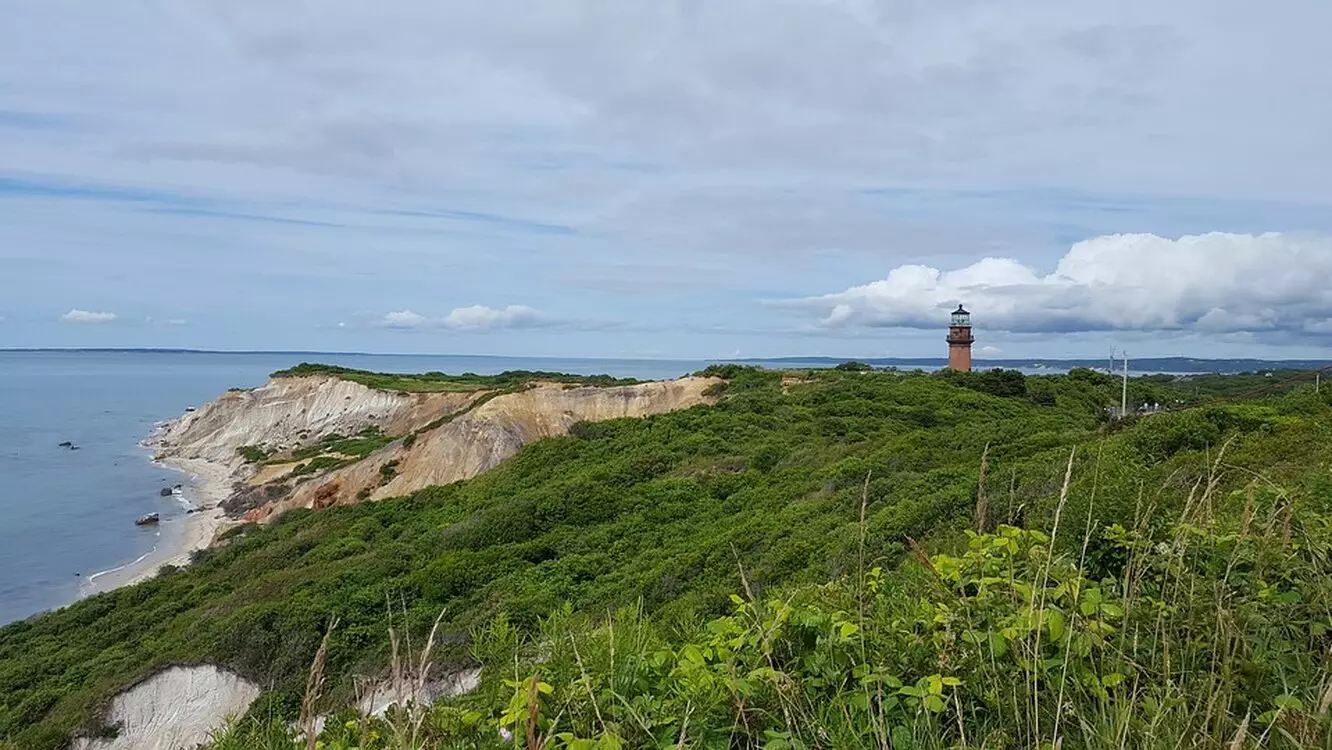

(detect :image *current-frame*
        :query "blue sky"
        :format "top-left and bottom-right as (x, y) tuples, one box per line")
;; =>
(3, 1), (1332, 359)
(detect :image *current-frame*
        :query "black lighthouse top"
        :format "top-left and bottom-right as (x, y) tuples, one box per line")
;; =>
(950, 304), (971, 327)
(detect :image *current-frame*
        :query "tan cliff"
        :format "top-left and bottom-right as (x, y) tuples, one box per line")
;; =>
(151, 373), (719, 523)
(153, 374), (480, 468)
(250, 377), (719, 519)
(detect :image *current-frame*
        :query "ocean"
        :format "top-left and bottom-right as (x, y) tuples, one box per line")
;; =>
(0, 350), (708, 625)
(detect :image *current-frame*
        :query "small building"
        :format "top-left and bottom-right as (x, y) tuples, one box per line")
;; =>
(947, 304), (974, 372)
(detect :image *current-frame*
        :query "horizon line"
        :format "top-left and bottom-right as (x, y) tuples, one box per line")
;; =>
(3, 347), (1332, 365)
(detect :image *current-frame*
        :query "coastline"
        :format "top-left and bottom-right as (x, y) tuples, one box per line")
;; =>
(82, 453), (236, 596)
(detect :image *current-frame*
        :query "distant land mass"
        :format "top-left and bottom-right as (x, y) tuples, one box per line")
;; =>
(2, 348), (1330, 374)
(736, 355), (1332, 374)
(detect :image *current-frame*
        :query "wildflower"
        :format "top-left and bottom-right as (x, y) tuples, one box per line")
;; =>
(499, 726), (514, 742)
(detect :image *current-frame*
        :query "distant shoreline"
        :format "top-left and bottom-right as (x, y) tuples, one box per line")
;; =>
(0, 347), (705, 361)
(4, 348), (1329, 375)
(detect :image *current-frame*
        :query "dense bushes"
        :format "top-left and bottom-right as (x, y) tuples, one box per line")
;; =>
(211, 499), (1332, 748)
(3, 368), (1328, 747)
(937, 367), (1028, 398)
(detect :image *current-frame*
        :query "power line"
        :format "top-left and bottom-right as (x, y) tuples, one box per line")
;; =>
(1188, 364), (1332, 409)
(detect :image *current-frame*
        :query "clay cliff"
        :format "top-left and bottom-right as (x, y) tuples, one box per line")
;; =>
(153, 374), (479, 468)
(151, 372), (718, 523)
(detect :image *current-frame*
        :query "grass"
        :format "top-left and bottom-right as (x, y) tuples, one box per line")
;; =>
(208, 447), (1332, 748)
(269, 363), (643, 393)
(284, 429), (397, 462)
(290, 456), (352, 478)
(238, 445), (272, 463)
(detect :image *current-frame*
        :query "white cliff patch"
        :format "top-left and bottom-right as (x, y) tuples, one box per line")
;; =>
(356, 667), (483, 717)
(72, 665), (260, 750)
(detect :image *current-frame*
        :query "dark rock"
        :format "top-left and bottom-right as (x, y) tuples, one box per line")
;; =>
(224, 481), (291, 515)
(160, 488), (173, 497)
(58, 441), (73, 448)
(135, 513), (160, 526)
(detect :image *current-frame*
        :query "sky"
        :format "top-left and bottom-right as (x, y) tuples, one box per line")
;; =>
(3, 1), (1332, 360)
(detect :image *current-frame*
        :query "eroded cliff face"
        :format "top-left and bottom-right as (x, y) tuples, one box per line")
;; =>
(71, 666), (260, 750)
(155, 373), (718, 523)
(153, 374), (479, 468)
(249, 377), (718, 519)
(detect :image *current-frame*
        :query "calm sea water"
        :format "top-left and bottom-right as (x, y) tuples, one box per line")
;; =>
(0, 350), (708, 625)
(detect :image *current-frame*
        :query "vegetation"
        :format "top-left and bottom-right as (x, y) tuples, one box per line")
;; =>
(237, 444), (271, 463)
(834, 361), (873, 372)
(290, 455), (351, 478)
(281, 427), (397, 462)
(2, 366), (1330, 748)
(1138, 369), (1327, 405)
(269, 363), (642, 393)
(212, 506), (1332, 748)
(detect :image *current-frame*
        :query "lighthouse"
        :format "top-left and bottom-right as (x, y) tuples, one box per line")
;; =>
(947, 304), (974, 372)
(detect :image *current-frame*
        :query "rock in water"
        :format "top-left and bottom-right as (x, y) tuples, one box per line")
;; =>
(135, 513), (160, 526)
(160, 487), (173, 497)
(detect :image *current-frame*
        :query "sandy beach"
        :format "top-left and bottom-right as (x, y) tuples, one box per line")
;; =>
(82, 454), (237, 595)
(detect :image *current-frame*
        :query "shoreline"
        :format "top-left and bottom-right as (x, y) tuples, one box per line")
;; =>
(81, 451), (237, 596)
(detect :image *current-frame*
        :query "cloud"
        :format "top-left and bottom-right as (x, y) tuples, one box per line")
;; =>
(801, 233), (1332, 337)
(378, 305), (544, 331)
(60, 308), (117, 323)
(6, 4), (1332, 358)
(380, 310), (430, 329)
(443, 304), (541, 330)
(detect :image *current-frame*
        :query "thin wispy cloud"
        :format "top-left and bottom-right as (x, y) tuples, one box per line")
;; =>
(378, 305), (545, 332)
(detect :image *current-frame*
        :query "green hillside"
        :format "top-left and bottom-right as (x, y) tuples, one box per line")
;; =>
(2, 366), (1330, 748)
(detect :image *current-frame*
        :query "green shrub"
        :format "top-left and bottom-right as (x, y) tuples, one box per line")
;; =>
(289, 456), (347, 477)
(237, 445), (269, 463)
(378, 460), (400, 486)
(834, 360), (873, 371)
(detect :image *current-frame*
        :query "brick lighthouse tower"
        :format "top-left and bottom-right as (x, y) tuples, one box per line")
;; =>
(947, 304), (974, 372)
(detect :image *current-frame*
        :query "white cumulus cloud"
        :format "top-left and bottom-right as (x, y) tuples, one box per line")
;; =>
(802, 233), (1332, 337)
(60, 309), (118, 323)
(378, 305), (544, 331)
(442, 304), (541, 330)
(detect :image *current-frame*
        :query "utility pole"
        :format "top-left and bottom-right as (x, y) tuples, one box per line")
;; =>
(1121, 352), (1129, 418)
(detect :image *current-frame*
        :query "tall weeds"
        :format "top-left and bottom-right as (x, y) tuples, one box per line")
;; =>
(210, 451), (1332, 749)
